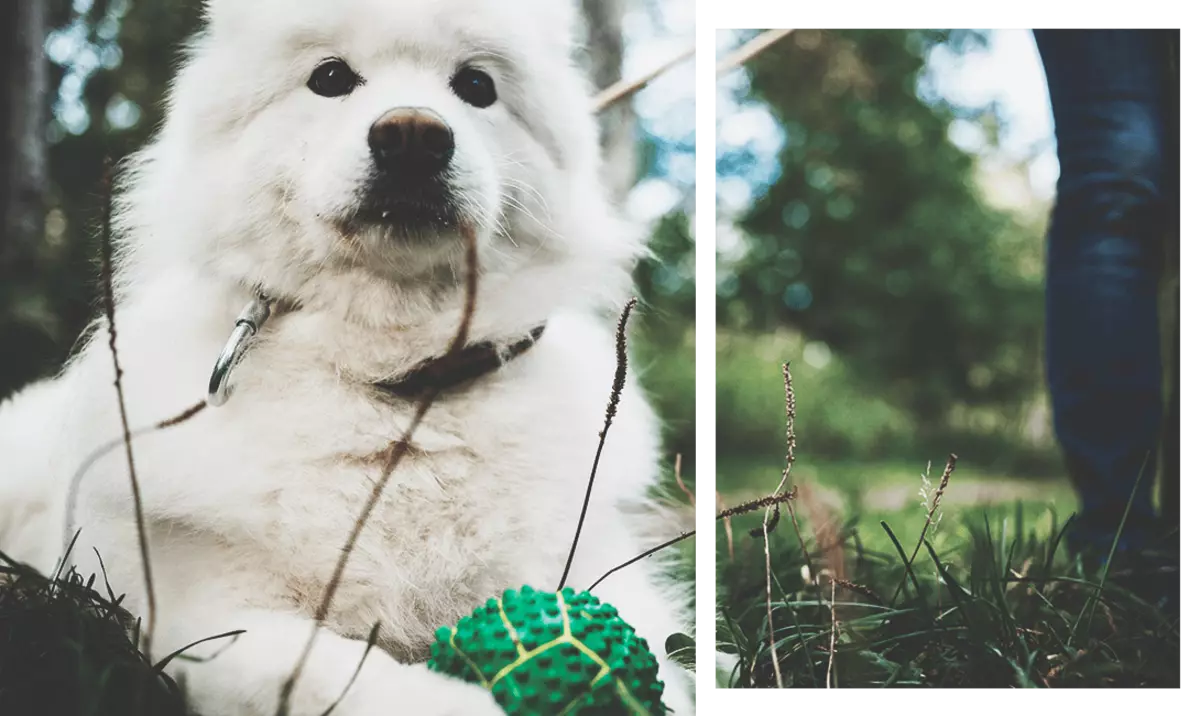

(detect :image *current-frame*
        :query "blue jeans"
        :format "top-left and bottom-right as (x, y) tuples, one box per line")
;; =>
(1034, 30), (1178, 553)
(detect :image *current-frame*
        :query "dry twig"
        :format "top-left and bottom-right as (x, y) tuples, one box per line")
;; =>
(760, 363), (795, 688)
(673, 454), (694, 507)
(888, 453), (958, 607)
(592, 28), (792, 111)
(592, 485), (798, 594)
(826, 578), (837, 688)
(276, 225), (480, 716)
(558, 298), (636, 591)
(715, 491), (734, 560)
(97, 163), (157, 656)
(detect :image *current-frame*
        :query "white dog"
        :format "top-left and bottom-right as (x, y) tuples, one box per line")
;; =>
(0, 0), (694, 713)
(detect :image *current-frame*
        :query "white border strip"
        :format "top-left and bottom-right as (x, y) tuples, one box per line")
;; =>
(691, 4), (1200, 24)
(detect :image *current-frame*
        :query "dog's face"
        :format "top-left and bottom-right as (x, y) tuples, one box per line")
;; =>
(148, 0), (608, 291)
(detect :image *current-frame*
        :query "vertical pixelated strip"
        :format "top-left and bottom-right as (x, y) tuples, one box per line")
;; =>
(691, 23), (715, 700)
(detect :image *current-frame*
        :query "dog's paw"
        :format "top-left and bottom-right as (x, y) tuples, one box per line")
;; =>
(403, 672), (505, 716)
(352, 666), (505, 716)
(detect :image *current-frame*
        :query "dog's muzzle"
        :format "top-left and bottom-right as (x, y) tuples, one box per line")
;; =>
(356, 107), (459, 231)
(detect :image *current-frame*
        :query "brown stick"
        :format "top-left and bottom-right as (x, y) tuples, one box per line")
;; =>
(592, 45), (695, 113)
(673, 453), (694, 507)
(97, 163), (158, 657)
(715, 25), (792, 73)
(63, 401), (207, 555)
(276, 225), (480, 716)
(826, 578), (837, 688)
(592, 28), (793, 113)
(589, 486), (797, 594)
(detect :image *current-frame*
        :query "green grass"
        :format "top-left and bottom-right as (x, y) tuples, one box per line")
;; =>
(707, 326), (1165, 688)
(717, 524), (1179, 689)
(0, 458), (1180, 705)
(0, 546), (188, 715)
(718, 455), (1075, 554)
(2, 429), (1173, 699)
(716, 457), (1180, 688)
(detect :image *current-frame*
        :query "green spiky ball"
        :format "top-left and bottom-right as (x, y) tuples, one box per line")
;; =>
(428, 586), (665, 715)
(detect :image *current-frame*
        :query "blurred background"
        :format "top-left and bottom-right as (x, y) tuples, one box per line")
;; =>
(619, 20), (1070, 530)
(23, 14), (1169, 576)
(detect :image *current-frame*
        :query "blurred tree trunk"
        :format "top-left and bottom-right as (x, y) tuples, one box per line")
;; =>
(1, 0), (48, 268)
(580, 0), (637, 201)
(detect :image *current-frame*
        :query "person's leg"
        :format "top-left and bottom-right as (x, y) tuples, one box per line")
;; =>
(1033, 30), (1172, 554)
(1160, 34), (1181, 541)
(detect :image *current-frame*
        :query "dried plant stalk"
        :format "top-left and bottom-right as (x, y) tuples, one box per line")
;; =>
(558, 298), (636, 591)
(277, 225), (480, 716)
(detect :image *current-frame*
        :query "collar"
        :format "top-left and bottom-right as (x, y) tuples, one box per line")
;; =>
(207, 292), (546, 406)
(372, 324), (546, 399)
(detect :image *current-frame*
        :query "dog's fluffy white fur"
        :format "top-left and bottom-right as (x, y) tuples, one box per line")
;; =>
(0, 1), (694, 713)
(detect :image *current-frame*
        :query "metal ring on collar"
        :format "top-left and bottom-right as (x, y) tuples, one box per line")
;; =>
(207, 295), (272, 407)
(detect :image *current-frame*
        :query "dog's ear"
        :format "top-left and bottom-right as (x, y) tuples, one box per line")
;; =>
(198, 0), (251, 31)
(199, 0), (224, 17)
(198, 0), (228, 29)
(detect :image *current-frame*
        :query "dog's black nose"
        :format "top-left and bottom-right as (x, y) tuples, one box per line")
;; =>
(368, 108), (455, 179)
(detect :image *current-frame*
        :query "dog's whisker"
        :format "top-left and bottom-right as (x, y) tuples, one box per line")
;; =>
(457, 192), (520, 251)
(499, 195), (562, 242)
(498, 178), (552, 216)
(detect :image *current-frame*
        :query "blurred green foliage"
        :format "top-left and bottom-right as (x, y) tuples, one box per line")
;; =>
(727, 30), (1043, 408)
(718, 30), (1051, 467)
(717, 330), (906, 459)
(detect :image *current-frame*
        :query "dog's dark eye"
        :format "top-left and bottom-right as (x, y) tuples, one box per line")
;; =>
(307, 58), (361, 98)
(450, 67), (497, 108)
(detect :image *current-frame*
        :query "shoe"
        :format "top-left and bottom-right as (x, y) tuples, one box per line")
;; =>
(1067, 514), (1179, 613)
